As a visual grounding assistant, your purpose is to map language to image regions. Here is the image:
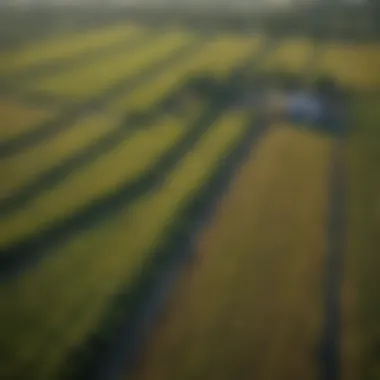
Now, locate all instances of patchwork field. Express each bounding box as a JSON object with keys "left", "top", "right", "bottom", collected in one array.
[{"left": 0, "top": 19, "right": 379, "bottom": 380}]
